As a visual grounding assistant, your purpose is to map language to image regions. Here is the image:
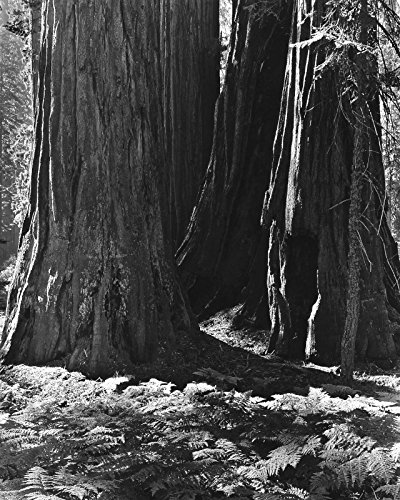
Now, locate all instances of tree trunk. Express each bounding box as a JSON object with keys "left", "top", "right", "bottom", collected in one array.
[
  {"left": 1, "top": 0, "right": 194, "bottom": 378},
  {"left": 161, "top": 0, "right": 219, "bottom": 249},
  {"left": 265, "top": 0, "right": 399, "bottom": 366},
  {"left": 340, "top": 0, "right": 368, "bottom": 384},
  {"left": 177, "top": 0, "right": 293, "bottom": 319}
]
